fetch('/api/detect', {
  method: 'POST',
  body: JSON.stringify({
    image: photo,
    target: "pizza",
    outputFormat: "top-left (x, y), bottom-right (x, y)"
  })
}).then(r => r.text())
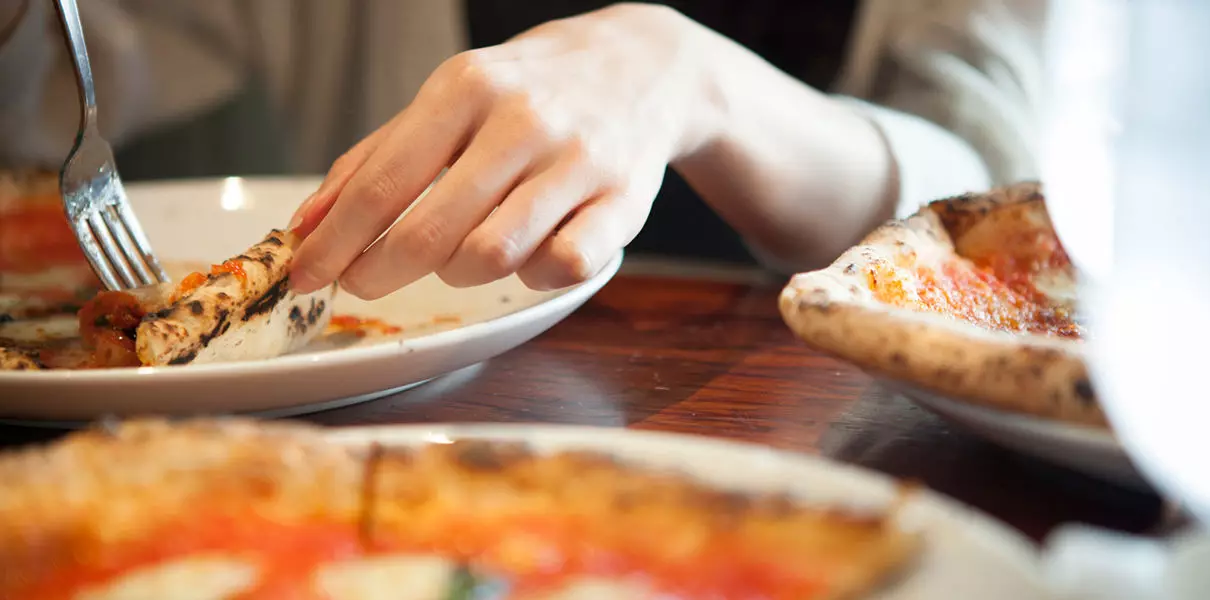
top-left (0, 168), bottom-right (354, 370)
top-left (0, 418), bottom-right (918, 600)
top-left (779, 182), bottom-right (1101, 426)
top-left (0, 169), bottom-right (100, 319)
top-left (0, 229), bottom-right (337, 369)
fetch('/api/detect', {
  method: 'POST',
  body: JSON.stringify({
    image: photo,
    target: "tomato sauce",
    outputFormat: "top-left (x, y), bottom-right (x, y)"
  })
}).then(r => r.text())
top-left (212, 260), bottom-right (248, 285)
top-left (0, 202), bottom-right (88, 273)
top-left (10, 516), bottom-right (363, 600)
top-left (867, 257), bottom-right (1080, 338)
top-left (327, 315), bottom-right (403, 337)
top-left (75, 291), bottom-right (146, 368)
top-left (169, 261), bottom-right (250, 303)
top-left (11, 512), bottom-right (834, 600)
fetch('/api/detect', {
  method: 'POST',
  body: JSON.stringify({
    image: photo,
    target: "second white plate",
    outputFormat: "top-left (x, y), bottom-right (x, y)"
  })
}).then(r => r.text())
top-left (886, 380), bottom-right (1146, 489)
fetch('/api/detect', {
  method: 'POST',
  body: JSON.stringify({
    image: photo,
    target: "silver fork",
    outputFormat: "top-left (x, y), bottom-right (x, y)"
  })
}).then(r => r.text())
top-left (53, 0), bottom-right (168, 291)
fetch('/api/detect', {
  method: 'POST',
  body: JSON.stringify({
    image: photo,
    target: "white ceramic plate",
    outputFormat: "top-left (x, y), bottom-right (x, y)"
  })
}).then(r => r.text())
top-left (324, 423), bottom-right (1048, 599)
top-left (885, 381), bottom-right (1146, 489)
top-left (0, 177), bottom-right (621, 422)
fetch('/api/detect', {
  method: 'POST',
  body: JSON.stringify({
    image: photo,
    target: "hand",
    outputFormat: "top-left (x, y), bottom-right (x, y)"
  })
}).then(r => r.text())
top-left (289, 3), bottom-right (716, 298)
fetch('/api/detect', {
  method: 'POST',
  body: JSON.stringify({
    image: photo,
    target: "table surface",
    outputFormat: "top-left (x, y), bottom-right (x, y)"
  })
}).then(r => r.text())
top-left (0, 268), bottom-right (1174, 543)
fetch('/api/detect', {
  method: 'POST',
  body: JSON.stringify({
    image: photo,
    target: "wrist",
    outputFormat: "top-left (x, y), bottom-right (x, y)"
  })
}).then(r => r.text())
top-left (627, 3), bottom-right (724, 163)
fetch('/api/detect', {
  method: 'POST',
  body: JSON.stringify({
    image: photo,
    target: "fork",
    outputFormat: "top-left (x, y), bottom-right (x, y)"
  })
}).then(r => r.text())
top-left (52, 0), bottom-right (168, 291)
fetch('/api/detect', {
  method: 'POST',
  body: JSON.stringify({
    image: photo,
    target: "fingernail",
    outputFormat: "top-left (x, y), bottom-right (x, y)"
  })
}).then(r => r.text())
top-left (287, 194), bottom-right (315, 232)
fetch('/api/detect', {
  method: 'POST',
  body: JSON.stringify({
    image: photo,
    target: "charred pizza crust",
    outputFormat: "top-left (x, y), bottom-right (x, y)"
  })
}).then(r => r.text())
top-left (0, 418), bottom-right (919, 600)
top-left (779, 182), bottom-right (1103, 426)
top-left (0, 230), bottom-right (336, 370)
top-left (135, 229), bottom-right (335, 366)
top-left (0, 347), bottom-right (41, 370)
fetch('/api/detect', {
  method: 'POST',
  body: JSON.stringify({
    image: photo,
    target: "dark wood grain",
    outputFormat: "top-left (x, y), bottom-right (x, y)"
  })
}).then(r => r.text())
top-left (0, 272), bottom-right (1167, 543)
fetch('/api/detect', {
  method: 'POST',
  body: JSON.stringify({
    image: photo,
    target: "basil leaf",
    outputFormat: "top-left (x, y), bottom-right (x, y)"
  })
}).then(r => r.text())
top-left (445, 566), bottom-right (509, 600)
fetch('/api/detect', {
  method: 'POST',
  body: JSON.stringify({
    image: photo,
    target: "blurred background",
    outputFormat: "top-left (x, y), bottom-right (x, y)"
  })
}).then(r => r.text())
top-left (0, 0), bottom-right (865, 264)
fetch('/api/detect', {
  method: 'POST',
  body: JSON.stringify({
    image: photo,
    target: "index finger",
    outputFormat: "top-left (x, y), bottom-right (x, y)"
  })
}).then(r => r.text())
top-left (290, 93), bottom-right (477, 294)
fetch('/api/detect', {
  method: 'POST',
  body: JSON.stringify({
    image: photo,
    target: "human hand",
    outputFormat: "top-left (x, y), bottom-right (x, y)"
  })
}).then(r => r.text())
top-left (288, 3), bottom-right (717, 298)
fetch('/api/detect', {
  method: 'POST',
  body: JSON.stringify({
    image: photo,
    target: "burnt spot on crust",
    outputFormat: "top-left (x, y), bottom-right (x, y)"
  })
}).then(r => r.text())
top-left (188, 300), bottom-right (204, 316)
top-left (310, 300), bottom-right (326, 324)
top-left (217, 292), bottom-right (231, 301)
top-left (242, 278), bottom-right (290, 321)
top-left (262, 235), bottom-right (284, 247)
top-left (889, 352), bottom-right (907, 367)
top-left (358, 442), bottom-right (385, 547)
top-left (147, 306), bottom-right (175, 320)
top-left (0, 314), bottom-right (12, 325)
top-left (168, 308), bottom-right (231, 365)
top-left (288, 298), bottom-right (327, 336)
top-left (1073, 377), bottom-right (1097, 405)
top-left (451, 441), bottom-right (532, 472)
top-left (843, 263), bottom-right (857, 275)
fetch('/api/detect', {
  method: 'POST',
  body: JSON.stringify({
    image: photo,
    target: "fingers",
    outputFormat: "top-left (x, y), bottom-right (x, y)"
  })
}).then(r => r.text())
top-left (435, 154), bottom-right (594, 288)
top-left (289, 95), bottom-right (476, 294)
top-left (334, 111), bottom-right (543, 300)
top-left (518, 192), bottom-right (646, 291)
top-left (287, 118), bottom-right (396, 239)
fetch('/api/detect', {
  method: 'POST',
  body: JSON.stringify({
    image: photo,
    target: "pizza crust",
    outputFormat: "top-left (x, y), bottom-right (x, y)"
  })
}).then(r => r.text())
top-left (0, 418), bottom-right (920, 600)
top-left (136, 230), bottom-right (336, 366)
top-left (779, 182), bottom-right (1104, 427)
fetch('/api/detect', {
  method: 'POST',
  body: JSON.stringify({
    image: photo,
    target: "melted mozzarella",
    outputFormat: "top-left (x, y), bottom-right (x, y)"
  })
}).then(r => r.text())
top-left (74, 556), bottom-right (257, 600)
top-left (314, 554), bottom-right (457, 600)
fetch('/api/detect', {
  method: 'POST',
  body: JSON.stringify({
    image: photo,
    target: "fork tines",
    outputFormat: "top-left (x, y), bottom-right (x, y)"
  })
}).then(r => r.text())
top-left (63, 169), bottom-right (168, 291)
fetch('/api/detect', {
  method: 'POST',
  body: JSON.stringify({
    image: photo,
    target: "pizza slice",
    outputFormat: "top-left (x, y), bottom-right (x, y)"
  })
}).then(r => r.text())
top-left (0, 229), bottom-right (336, 369)
top-left (0, 168), bottom-right (101, 320)
top-left (0, 418), bottom-right (920, 600)
top-left (779, 182), bottom-right (1101, 425)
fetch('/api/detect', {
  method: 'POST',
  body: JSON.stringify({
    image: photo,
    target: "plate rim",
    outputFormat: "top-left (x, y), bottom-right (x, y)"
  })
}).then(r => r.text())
top-left (0, 176), bottom-right (623, 383)
top-left (885, 380), bottom-right (1122, 452)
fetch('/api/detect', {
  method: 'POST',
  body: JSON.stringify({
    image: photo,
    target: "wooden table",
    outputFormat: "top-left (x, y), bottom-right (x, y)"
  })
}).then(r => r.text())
top-left (0, 266), bottom-right (1171, 543)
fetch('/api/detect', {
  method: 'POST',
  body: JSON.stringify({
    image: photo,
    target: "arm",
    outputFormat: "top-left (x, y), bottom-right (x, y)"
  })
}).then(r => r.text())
top-left (0, 0), bottom-right (248, 167)
top-left (676, 0), bottom-right (1047, 272)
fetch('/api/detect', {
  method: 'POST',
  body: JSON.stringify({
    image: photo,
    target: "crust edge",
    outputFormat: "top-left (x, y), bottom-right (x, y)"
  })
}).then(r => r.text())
top-left (779, 182), bottom-right (1105, 427)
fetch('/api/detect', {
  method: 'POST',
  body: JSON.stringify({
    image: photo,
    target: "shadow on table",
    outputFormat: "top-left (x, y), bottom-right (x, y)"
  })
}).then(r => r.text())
top-left (818, 384), bottom-right (1166, 542)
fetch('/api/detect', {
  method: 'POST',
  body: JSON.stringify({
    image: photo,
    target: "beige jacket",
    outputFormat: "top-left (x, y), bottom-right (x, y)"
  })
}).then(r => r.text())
top-left (0, 0), bottom-right (1045, 216)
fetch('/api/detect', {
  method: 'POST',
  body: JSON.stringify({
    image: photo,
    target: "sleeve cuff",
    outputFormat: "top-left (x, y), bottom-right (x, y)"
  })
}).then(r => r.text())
top-left (836, 96), bottom-right (993, 218)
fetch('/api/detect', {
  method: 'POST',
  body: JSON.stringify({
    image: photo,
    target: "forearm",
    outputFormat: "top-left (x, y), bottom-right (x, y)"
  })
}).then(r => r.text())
top-left (672, 26), bottom-right (898, 272)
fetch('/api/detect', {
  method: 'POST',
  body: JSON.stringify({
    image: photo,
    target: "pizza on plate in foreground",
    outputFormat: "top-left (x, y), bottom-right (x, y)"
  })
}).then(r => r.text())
top-left (779, 182), bottom-right (1101, 426)
top-left (0, 418), bottom-right (917, 600)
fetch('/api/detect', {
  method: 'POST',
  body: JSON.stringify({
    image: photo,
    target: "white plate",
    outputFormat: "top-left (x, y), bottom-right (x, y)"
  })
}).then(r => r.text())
top-left (0, 177), bottom-right (621, 421)
top-left (324, 423), bottom-right (1048, 599)
top-left (886, 381), bottom-right (1147, 489)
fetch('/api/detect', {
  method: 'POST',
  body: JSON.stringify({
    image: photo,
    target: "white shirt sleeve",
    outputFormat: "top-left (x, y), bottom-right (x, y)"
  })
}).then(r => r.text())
top-left (836, 0), bottom-right (1048, 218)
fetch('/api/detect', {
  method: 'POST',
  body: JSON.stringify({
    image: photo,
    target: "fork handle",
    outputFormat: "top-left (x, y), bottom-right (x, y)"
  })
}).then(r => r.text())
top-left (51, 0), bottom-right (97, 131)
